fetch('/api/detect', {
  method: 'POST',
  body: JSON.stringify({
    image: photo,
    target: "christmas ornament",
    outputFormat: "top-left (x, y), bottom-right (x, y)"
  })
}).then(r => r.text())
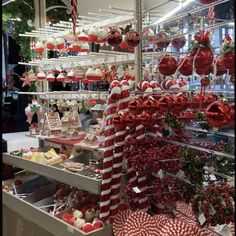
top-left (195, 65), bottom-right (213, 75)
top-left (68, 41), bottom-right (81, 52)
top-left (80, 42), bottom-right (90, 52)
top-left (200, 77), bottom-right (211, 86)
top-left (46, 72), bottom-right (55, 82)
top-left (77, 30), bottom-right (88, 41)
top-left (230, 74), bottom-right (235, 84)
top-left (142, 27), bottom-right (155, 43)
top-left (158, 55), bottom-right (178, 76)
top-left (81, 223), bottom-right (95, 233)
top-left (178, 56), bottom-right (193, 76)
top-left (228, 103), bottom-right (234, 127)
top-left (205, 101), bottom-right (231, 128)
top-left (171, 36), bottom-right (186, 49)
top-left (34, 41), bottom-right (44, 54)
top-left (113, 209), bottom-right (132, 236)
top-left (155, 31), bottom-right (170, 49)
top-left (47, 37), bottom-right (56, 50)
top-left (215, 56), bottom-right (227, 76)
top-left (88, 27), bottom-right (98, 42)
top-left (107, 28), bottom-right (122, 47)
top-left (67, 70), bottom-right (75, 82)
top-left (96, 27), bottom-right (107, 44)
top-left (157, 95), bottom-right (174, 114)
top-left (125, 30), bottom-right (140, 47)
top-left (56, 37), bottom-right (65, 50)
top-left (37, 71), bottom-right (46, 81)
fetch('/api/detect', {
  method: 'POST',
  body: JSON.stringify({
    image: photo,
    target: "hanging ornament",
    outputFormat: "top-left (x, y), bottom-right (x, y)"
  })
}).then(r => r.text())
top-left (68, 41), bottom-right (81, 52)
top-left (20, 76), bottom-right (31, 87)
top-left (57, 72), bottom-right (66, 83)
top-left (34, 41), bottom-right (44, 54)
top-left (142, 27), bottom-right (155, 43)
top-left (200, 76), bottom-right (211, 86)
top-left (119, 35), bottom-right (128, 49)
top-left (165, 79), bottom-right (180, 90)
top-left (66, 32), bottom-right (76, 43)
top-left (178, 80), bottom-right (189, 90)
top-left (46, 72), bottom-right (55, 82)
top-left (221, 35), bottom-right (235, 73)
top-left (158, 55), bottom-right (178, 76)
top-left (107, 28), bottom-right (122, 47)
top-left (171, 36), bottom-right (186, 49)
top-left (157, 95), bottom-right (174, 114)
top-left (215, 56), bottom-right (227, 76)
top-left (74, 67), bottom-right (85, 80)
top-left (47, 37), bottom-right (57, 50)
top-left (205, 101), bottom-right (231, 128)
top-left (79, 42), bottom-right (90, 52)
top-left (88, 27), bottom-right (98, 42)
top-left (155, 31), bottom-right (170, 49)
top-left (96, 27), bottom-right (107, 44)
top-left (195, 65), bottom-right (213, 75)
top-left (56, 37), bottom-right (66, 50)
top-left (67, 70), bottom-right (75, 82)
top-left (77, 30), bottom-right (88, 42)
top-left (125, 30), bottom-right (140, 48)
top-left (178, 56), bottom-right (193, 76)
top-left (37, 71), bottom-right (46, 81)
top-left (191, 30), bottom-right (213, 68)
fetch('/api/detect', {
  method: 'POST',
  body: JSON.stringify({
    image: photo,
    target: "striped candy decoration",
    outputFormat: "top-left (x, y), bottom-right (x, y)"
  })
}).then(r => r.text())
top-left (113, 209), bottom-right (132, 236)
top-left (208, 6), bottom-right (215, 33)
top-left (110, 80), bottom-right (130, 217)
top-left (71, 0), bottom-right (78, 36)
top-left (99, 80), bottom-right (121, 222)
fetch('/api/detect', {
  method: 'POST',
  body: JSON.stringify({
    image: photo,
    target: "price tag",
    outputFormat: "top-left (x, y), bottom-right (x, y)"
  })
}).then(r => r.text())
top-left (67, 226), bottom-right (74, 233)
top-left (215, 224), bottom-right (232, 236)
top-left (176, 170), bottom-right (185, 178)
top-left (158, 169), bottom-right (164, 179)
top-left (209, 174), bottom-right (217, 181)
top-left (133, 187), bottom-right (141, 193)
top-left (198, 213), bottom-right (206, 225)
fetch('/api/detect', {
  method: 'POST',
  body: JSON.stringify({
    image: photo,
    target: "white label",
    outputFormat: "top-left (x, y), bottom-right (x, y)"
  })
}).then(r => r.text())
top-left (133, 187), bottom-right (141, 193)
top-left (209, 204), bottom-right (216, 215)
top-left (67, 226), bottom-right (74, 233)
top-left (209, 174), bottom-right (217, 181)
top-left (31, 129), bottom-right (36, 135)
top-left (215, 224), bottom-right (232, 236)
top-left (176, 170), bottom-right (185, 178)
top-left (158, 169), bottom-right (164, 179)
top-left (198, 213), bottom-right (206, 225)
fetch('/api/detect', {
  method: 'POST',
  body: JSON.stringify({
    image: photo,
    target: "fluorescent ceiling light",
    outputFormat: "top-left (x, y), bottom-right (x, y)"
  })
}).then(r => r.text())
top-left (2, 0), bottom-right (15, 6)
top-left (151, 0), bottom-right (195, 26)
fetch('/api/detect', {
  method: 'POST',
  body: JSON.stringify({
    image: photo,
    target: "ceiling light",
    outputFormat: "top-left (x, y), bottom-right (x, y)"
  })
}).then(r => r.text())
top-left (16, 17), bottom-right (21, 22)
top-left (2, 0), bottom-right (15, 6)
top-left (151, 0), bottom-right (195, 26)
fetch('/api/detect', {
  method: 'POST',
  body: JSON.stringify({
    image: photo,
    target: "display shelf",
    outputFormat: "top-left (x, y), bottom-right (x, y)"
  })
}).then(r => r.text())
top-left (3, 191), bottom-right (112, 236)
top-left (163, 139), bottom-right (235, 160)
top-left (2, 153), bottom-right (101, 195)
top-left (74, 141), bottom-right (104, 153)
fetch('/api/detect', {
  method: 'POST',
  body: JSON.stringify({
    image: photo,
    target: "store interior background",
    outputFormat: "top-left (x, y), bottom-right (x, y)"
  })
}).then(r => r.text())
top-left (2, 0), bottom-right (235, 133)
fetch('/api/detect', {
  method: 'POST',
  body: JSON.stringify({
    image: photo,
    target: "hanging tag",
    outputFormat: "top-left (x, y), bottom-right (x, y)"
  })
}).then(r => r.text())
top-left (198, 213), bottom-right (206, 225)
top-left (67, 226), bottom-right (75, 233)
top-left (209, 174), bottom-right (217, 181)
top-left (215, 224), bottom-right (232, 236)
top-left (133, 187), bottom-right (141, 193)
top-left (176, 170), bottom-right (185, 178)
top-left (209, 204), bottom-right (216, 216)
top-left (158, 169), bottom-right (164, 179)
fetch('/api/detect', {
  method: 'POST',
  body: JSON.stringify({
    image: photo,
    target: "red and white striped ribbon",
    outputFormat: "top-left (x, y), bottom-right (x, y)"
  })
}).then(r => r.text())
top-left (100, 82), bottom-right (121, 222)
top-left (208, 5), bottom-right (215, 33)
top-left (71, 0), bottom-right (78, 36)
top-left (110, 80), bottom-right (130, 217)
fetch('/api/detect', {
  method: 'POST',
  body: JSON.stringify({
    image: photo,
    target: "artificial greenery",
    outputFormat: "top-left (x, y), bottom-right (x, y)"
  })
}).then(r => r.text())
top-left (164, 112), bottom-right (183, 131)
top-left (2, 0), bottom-right (70, 61)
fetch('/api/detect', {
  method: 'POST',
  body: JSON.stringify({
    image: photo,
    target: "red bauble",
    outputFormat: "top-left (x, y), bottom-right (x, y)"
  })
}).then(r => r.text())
top-left (143, 99), bottom-right (157, 115)
top-left (155, 31), bottom-right (170, 49)
top-left (93, 221), bottom-right (104, 229)
top-left (158, 56), bottom-right (178, 76)
top-left (199, 0), bottom-right (214, 4)
top-left (190, 94), bottom-right (202, 108)
top-left (222, 52), bottom-right (235, 70)
top-left (125, 30), bottom-right (140, 48)
top-left (157, 95), bottom-right (174, 114)
top-left (200, 77), bottom-right (211, 86)
top-left (205, 101), bottom-right (230, 128)
top-left (228, 103), bottom-right (235, 127)
top-left (171, 36), bottom-right (186, 49)
top-left (173, 95), bottom-right (187, 113)
top-left (139, 112), bottom-right (153, 126)
top-left (107, 29), bottom-right (122, 47)
top-left (178, 56), bottom-right (193, 76)
top-left (35, 48), bottom-right (44, 54)
top-left (192, 48), bottom-right (214, 68)
top-left (63, 213), bottom-right (74, 225)
top-left (82, 223), bottom-right (95, 233)
top-left (203, 94), bottom-right (218, 107)
top-left (129, 99), bottom-right (143, 115)
top-left (195, 65), bottom-right (213, 75)
top-left (216, 56), bottom-right (227, 76)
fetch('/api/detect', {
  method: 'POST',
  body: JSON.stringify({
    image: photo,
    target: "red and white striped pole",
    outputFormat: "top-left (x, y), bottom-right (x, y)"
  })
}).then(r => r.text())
top-left (99, 81), bottom-right (121, 222)
top-left (110, 80), bottom-right (130, 217)
top-left (71, 0), bottom-right (78, 36)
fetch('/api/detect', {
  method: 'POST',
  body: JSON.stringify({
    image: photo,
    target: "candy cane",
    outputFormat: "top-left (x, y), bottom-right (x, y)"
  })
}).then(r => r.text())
top-left (99, 80), bottom-right (121, 222)
top-left (136, 80), bottom-right (152, 212)
top-left (110, 80), bottom-right (130, 217)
